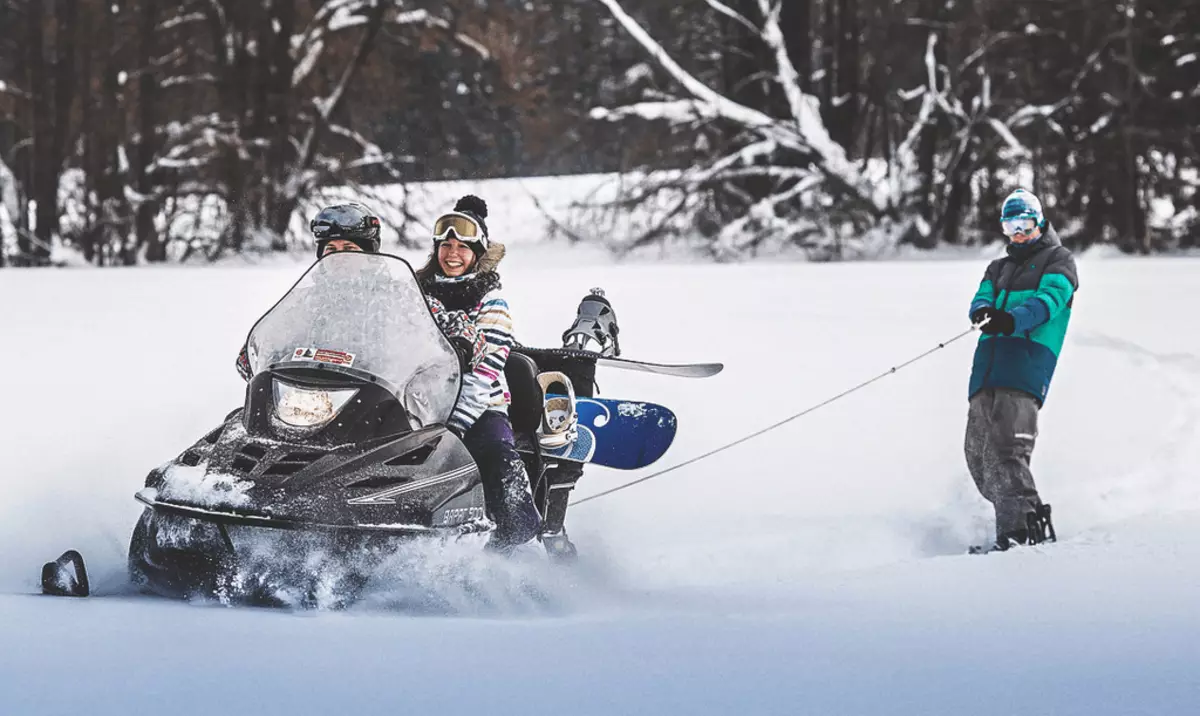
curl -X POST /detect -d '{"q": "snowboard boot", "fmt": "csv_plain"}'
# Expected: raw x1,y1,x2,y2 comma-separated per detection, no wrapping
991,529,1029,552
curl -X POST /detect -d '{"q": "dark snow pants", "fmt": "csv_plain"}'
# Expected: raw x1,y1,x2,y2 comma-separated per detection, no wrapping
964,388,1044,538
461,410,542,547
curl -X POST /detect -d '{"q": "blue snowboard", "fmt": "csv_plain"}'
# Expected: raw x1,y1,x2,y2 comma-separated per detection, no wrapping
541,396,677,470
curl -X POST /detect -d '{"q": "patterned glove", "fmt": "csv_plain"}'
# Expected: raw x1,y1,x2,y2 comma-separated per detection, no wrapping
426,296,486,371
444,311,486,372
426,295,448,318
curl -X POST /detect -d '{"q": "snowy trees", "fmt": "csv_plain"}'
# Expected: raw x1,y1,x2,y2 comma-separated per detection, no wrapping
586,0,886,259
0,0,501,265
0,0,1195,265
586,0,1200,257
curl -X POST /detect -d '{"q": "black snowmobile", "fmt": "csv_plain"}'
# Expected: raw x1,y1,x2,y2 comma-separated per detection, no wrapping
40,254,720,605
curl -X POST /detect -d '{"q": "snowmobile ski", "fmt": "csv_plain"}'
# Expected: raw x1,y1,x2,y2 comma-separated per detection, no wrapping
41,549,90,597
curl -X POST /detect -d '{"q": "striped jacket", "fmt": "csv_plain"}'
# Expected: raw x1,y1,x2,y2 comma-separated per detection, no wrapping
447,287,514,434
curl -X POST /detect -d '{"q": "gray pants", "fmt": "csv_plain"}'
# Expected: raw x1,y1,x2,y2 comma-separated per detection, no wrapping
965,388,1044,537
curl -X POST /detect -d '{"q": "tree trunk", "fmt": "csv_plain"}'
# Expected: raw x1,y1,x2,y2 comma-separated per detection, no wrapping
833,0,859,152
820,0,836,128
79,0,97,264
267,0,297,246
780,0,811,92
26,0,51,264
138,0,163,262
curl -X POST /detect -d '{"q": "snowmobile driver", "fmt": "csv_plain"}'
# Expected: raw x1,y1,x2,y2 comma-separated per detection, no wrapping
233,203,387,380
415,195,542,552
965,188,1078,552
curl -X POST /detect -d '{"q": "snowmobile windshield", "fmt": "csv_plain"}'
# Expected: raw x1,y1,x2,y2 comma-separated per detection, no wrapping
244,253,461,427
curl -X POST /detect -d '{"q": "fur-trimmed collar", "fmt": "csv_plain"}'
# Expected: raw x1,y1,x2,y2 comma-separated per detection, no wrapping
474,241,506,273
420,270,502,312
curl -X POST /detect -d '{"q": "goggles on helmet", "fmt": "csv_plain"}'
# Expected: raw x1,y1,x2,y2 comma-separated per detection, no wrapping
433,213,486,247
1001,217,1038,237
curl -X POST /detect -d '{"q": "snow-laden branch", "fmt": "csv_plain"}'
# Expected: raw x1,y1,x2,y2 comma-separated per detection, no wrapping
291,0,372,86
292,2,488,89
146,114,259,174
896,35,939,166
160,73,218,88
159,11,205,31
591,99,721,123
704,0,758,35
392,9,491,60
289,3,385,200
594,0,879,212
594,0,779,131
753,0,854,188
757,0,806,123
293,39,325,87
326,123,406,179
986,118,1029,156
714,175,821,255
0,154,20,228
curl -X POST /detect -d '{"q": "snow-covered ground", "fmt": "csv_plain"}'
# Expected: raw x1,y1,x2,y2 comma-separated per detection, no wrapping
3,251,1200,714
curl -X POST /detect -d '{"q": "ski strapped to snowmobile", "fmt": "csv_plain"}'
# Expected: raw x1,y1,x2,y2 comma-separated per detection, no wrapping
39,262,722,603
41,550,90,598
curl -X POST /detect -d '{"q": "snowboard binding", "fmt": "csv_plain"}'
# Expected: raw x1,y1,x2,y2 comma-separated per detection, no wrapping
1026,503,1057,545
562,288,620,357
536,371,578,450
969,503,1057,554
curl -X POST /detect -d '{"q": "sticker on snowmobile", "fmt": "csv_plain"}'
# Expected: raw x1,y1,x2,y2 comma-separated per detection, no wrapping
291,347,356,367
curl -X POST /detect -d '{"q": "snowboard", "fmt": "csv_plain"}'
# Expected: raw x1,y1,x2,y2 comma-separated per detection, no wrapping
520,347,722,379
540,395,677,470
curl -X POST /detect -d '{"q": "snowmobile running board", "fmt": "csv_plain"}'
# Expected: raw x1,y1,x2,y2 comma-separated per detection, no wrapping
41,549,90,598
132,489,479,535
520,347,723,378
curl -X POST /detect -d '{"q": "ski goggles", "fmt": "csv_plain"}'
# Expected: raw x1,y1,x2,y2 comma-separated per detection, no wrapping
432,213,487,248
1001,217,1038,237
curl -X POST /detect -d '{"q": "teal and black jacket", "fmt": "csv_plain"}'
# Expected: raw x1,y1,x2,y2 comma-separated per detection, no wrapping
968,224,1078,405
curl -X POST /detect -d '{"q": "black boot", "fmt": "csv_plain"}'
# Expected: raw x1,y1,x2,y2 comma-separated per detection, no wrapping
538,461,583,562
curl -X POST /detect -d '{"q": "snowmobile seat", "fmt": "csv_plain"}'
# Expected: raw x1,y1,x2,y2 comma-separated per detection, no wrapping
504,352,544,435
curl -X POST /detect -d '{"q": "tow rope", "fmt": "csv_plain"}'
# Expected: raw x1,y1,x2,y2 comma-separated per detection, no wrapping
571,324,983,506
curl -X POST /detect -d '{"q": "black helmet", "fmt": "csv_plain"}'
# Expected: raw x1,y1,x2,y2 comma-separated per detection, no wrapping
310,203,382,257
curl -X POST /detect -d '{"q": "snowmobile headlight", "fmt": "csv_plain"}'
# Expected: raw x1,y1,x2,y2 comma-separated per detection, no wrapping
273,380,357,428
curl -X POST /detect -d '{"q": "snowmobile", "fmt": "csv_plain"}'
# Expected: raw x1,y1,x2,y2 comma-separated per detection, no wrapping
40,253,721,605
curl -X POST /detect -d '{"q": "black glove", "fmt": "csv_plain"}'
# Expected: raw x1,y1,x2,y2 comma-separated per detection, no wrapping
978,307,1015,335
